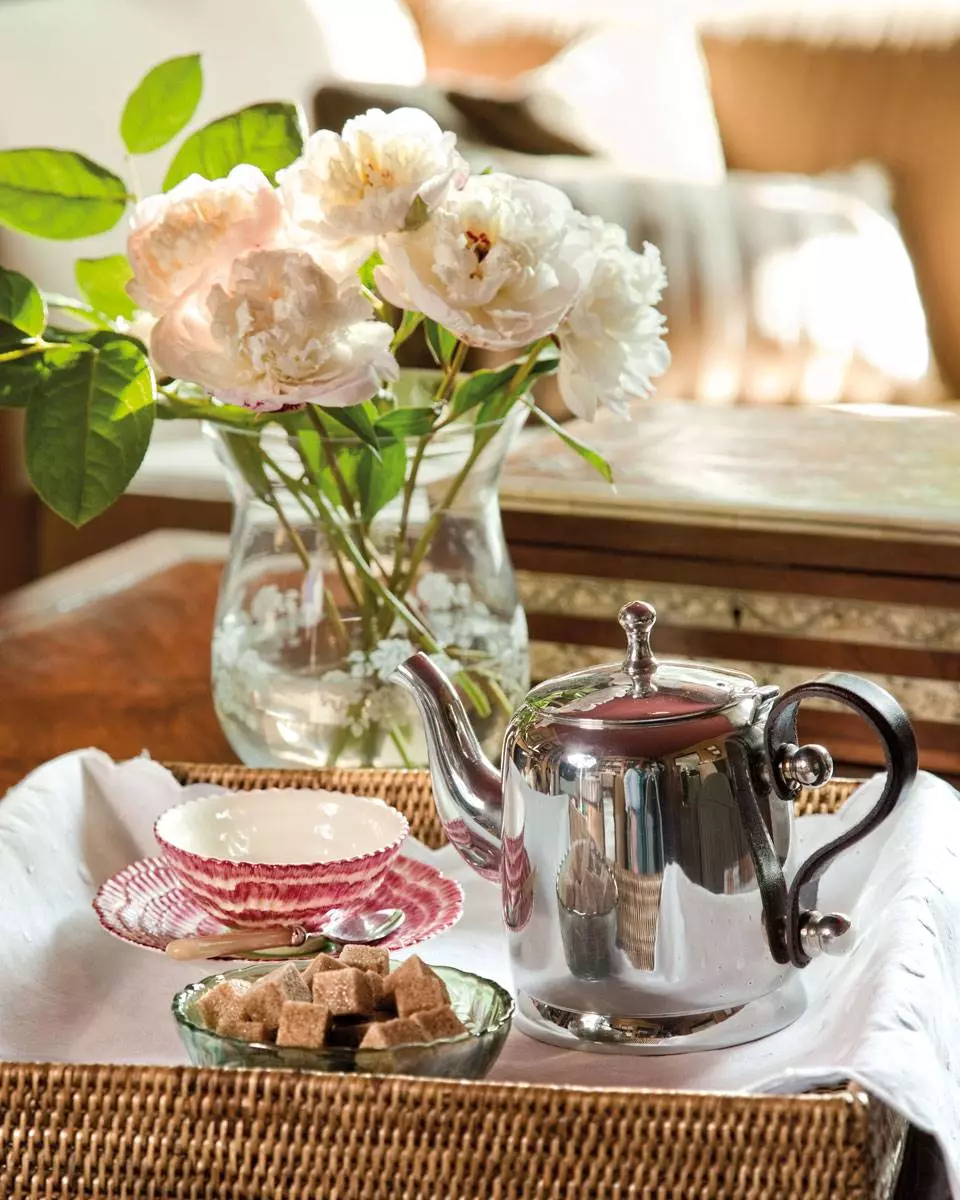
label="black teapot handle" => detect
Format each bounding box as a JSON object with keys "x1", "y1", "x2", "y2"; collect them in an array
[{"x1": 765, "y1": 672, "x2": 918, "y2": 967}]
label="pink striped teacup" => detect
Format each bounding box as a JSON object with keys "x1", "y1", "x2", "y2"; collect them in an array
[{"x1": 154, "y1": 789, "x2": 408, "y2": 929}]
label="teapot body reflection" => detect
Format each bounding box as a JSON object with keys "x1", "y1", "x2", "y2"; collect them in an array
[{"x1": 394, "y1": 602, "x2": 918, "y2": 1053}]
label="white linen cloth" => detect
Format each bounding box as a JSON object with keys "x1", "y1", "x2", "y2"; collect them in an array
[{"x1": 1, "y1": 751, "x2": 959, "y2": 1194}]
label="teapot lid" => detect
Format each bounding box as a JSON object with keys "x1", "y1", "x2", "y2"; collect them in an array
[{"x1": 525, "y1": 601, "x2": 757, "y2": 724}]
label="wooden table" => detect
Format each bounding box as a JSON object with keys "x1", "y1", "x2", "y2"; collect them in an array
[{"x1": 0, "y1": 532, "x2": 235, "y2": 795}]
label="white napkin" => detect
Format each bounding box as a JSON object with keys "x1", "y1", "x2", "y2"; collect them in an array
[{"x1": 1, "y1": 751, "x2": 959, "y2": 1195}]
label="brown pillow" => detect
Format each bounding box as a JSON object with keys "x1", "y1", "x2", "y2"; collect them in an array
[{"x1": 312, "y1": 83, "x2": 589, "y2": 156}]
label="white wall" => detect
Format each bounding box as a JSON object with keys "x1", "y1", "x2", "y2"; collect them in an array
[{"x1": 0, "y1": 0, "x2": 337, "y2": 294}]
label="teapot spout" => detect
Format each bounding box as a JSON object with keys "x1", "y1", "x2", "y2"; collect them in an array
[{"x1": 391, "y1": 653, "x2": 503, "y2": 879}]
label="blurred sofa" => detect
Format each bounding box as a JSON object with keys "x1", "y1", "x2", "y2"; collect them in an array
[{"x1": 3, "y1": 11, "x2": 960, "y2": 588}]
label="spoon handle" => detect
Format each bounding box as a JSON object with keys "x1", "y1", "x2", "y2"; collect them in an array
[{"x1": 165, "y1": 926, "x2": 306, "y2": 961}]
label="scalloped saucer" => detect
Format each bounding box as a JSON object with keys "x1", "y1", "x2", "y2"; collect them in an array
[{"x1": 94, "y1": 855, "x2": 463, "y2": 959}]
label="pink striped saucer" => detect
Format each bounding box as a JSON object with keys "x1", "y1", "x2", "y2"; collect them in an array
[{"x1": 94, "y1": 855, "x2": 464, "y2": 960}]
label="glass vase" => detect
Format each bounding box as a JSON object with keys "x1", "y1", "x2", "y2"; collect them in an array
[{"x1": 208, "y1": 396, "x2": 529, "y2": 769}]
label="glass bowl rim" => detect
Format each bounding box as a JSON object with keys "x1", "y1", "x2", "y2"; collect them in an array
[{"x1": 172, "y1": 960, "x2": 515, "y2": 1056}]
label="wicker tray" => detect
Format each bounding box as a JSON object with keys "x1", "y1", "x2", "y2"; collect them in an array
[{"x1": 0, "y1": 766, "x2": 907, "y2": 1200}]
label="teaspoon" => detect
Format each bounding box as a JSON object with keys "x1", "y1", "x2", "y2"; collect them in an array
[{"x1": 164, "y1": 907, "x2": 405, "y2": 961}]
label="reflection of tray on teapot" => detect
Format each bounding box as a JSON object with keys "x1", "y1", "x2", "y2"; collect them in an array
[{"x1": 556, "y1": 839, "x2": 618, "y2": 980}]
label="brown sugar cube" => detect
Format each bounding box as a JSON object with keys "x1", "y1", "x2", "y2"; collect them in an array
[
  {"x1": 301, "y1": 953, "x2": 346, "y2": 986},
  {"x1": 311, "y1": 966, "x2": 374, "y2": 1015},
  {"x1": 276, "y1": 1001, "x2": 331, "y2": 1049},
  {"x1": 383, "y1": 956, "x2": 449, "y2": 1002},
  {"x1": 217, "y1": 1016, "x2": 269, "y2": 1043},
  {"x1": 339, "y1": 944, "x2": 390, "y2": 976},
  {"x1": 359, "y1": 1017, "x2": 425, "y2": 1049},
  {"x1": 195, "y1": 980, "x2": 251, "y2": 1031},
  {"x1": 243, "y1": 963, "x2": 311, "y2": 1030},
  {"x1": 365, "y1": 971, "x2": 386, "y2": 1008},
  {"x1": 326, "y1": 1012, "x2": 391, "y2": 1049},
  {"x1": 411, "y1": 1005, "x2": 468, "y2": 1041},
  {"x1": 394, "y1": 974, "x2": 448, "y2": 1019}
]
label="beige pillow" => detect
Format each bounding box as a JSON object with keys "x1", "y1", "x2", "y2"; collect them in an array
[{"x1": 480, "y1": 154, "x2": 945, "y2": 408}]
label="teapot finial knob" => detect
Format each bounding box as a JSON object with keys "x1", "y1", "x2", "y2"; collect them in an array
[{"x1": 619, "y1": 601, "x2": 658, "y2": 676}]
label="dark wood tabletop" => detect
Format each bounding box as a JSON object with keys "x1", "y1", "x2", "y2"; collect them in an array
[{"x1": 0, "y1": 533, "x2": 235, "y2": 795}]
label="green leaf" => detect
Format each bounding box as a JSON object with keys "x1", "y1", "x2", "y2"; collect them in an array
[
  {"x1": 220, "y1": 430, "x2": 272, "y2": 497},
  {"x1": 375, "y1": 406, "x2": 437, "y2": 438},
  {"x1": 529, "y1": 402, "x2": 613, "y2": 484},
  {"x1": 424, "y1": 319, "x2": 457, "y2": 366},
  {"x1": 0, "y1": 320, "x2": 26, "y2": 352},
  {"x1": 163, "y1": 102, "x2": 305, "y2": 190},
  {"x1": 0, "y1": 350, "x2": 47, "y2": 408},
  {"x1": 44, "y1": 292, "x2": 111, "y2": 329},
  {"x1": 75, "y1": 255, "x2": 135, "y2": 321},
  {"x1": 300, "y1": 434, "x2": 362, "y2": 511},
  {"x1": 450, "y1": 345, "x2": 559, "y2": 418},
  {"x1": 157, "y1": 384, "x2": 266, "y2": 430},
  {"x1": 391, "y1": 309, "x2": 423, "y2": 350},
  {"x1": 322, "y1": 403, "x2": 382, "y2": 457},
  {"x1": 357, "y1": 435, "x2": 406, "y2": 521},
  {"x1": 25, "y1": 340, "x2": 155, "y2": 525},
  {"x1": 0, "y1": 149, "x2": 129, "y2": 239},
  {"x1": 358, "y1": 250, "x2": 383, "y2": 294},
  {"x1": 0, "y1": 266, "x2": 45, "y2": 336},
  {"x1": 120, "y1": 54, "x2": 203, "y2": 155}
]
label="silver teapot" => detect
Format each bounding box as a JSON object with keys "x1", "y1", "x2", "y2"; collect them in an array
[{"x1": 393, "y1": 601, "x2": 918, "y2": 1054}]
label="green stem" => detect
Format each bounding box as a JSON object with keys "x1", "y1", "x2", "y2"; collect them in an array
[
  {"x1": 125, "y1": 154, "x2": 143, "y2": 203},
  {"x1": 389, "y1": 434, "x2": 429, "y2": 593},
  {"x1": 394, "y1": 337, "x2": 548, "y2": 600},
  {"x1": 360, "y1": 284, "x2": 386, "y2": 316},
  {"x1": 309, "y1": 408, "x2": 356, "y2": 516},
  {"x1": 395, "y1": 443, "x2": 482, "y2": 598},
  {"x1": 262, "y1": 493, "x2": 311, "y2": 572},
  {"x1": 477, "y1": 670, "x2": 514, "y2": 717},
  {"x1": 285, "y1": 433, "x2": 366, "y2": 615},
  {"x1": 438, "y1": 341, "x2": 469, "y2": 402},
  {"x1": 326, "y1": 722, "x2": 353, "y2": 768},
  {"x1": 360, "y1": 721, "x2": 382, "y2": 765},
  {"x1": 0, "y1": 341, "x2": 51, "y2": 363},
  {"x1": 322, "y1": 587, "x2": 350, "y2": 656},
  {"x1": 389, "y1": 726, "x2": 415, "y2": 768},
  {"x1": 305, "y1": 406, "x2": 388, "y2": 642},
  {"x1": 271, "y1": 441, "x2": 367, "y2": 619},
  {"x1": 390, "y1": 311, "x2": 424, "y2": 352},
  {"x1": 387, "y1": 338, "x2": 470, "y2": 597}
]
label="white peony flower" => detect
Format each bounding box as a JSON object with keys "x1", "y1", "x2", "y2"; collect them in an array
[
  {"x1": 556, "y1": 219, "x2": 670, "y2": 421},
  {"x1": 278, "y1": 107, "x2": 467, "y2": 244},
  {"x1": 150, "y1": 248, "x2": 397, "y2": 411},
  {"x1": 126, "y1": 166, "x2": 283, "y2": 316},
  {"x1": 376, "y1": 172, "x2": 596, "y2": 351}
]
